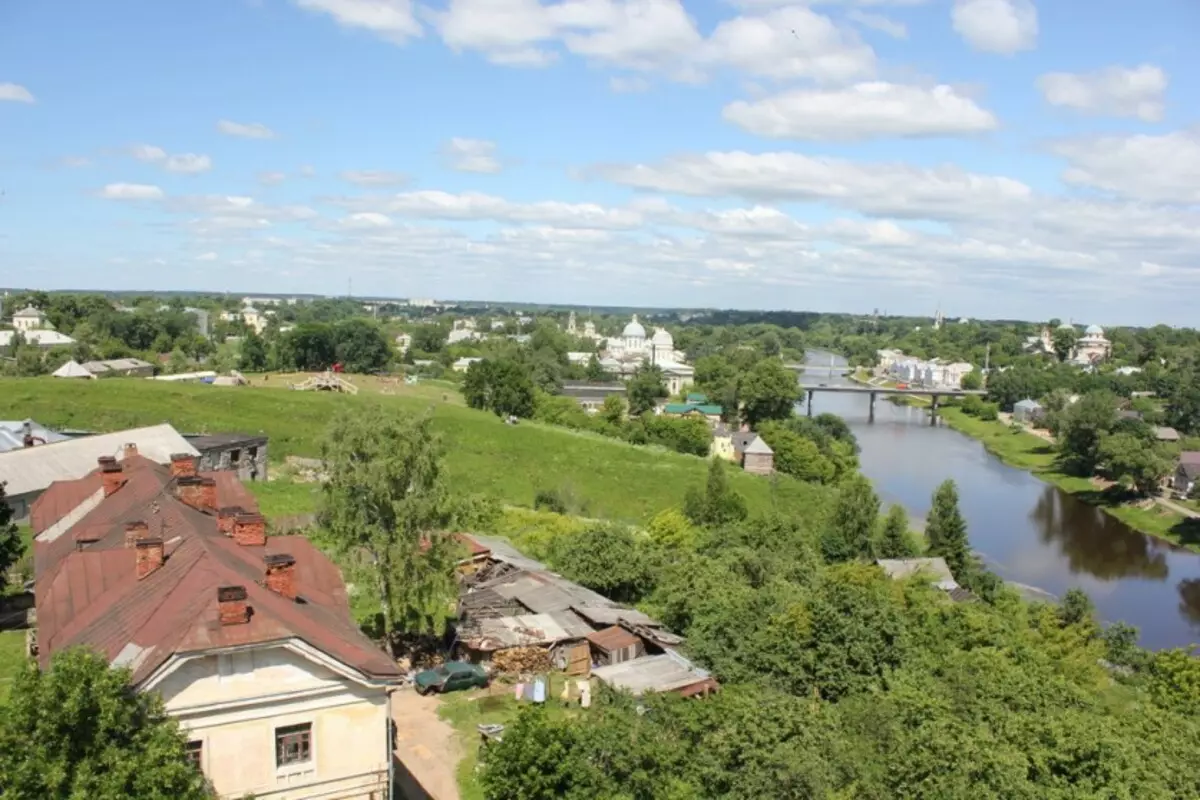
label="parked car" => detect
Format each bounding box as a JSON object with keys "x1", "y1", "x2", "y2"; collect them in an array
[{"x1": 414, "y1": 661, "x2": 489, "y2": 696}]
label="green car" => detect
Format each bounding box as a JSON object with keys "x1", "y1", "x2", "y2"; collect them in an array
[{"x1": 414, "y1": 661, "x2": 489, "y2": 696}]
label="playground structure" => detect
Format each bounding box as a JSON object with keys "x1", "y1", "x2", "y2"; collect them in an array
[{"x1": 290, "y1": 370, "x2": 359, "y2": 395}]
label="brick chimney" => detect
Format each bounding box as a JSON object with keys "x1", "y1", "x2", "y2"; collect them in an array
[
  {"x1": 135, "y1": 538, "x2": 164, "y2": 579},
  {"x1": 99, "y1": 459, "x2": 124, "y2": 497},
  {"x1": 176, "y1": 476, "x2": 217, "y2": 512},
  {"x1": 218, "y1": 585, "x2": 250, "y2": 626},
  {"x1": 123, "y1": 442, "x2": 139, "y2": 459},
  {"x1": 124, "y1": 520, "x2": 149, "y2": 548},
  {"x1": 217, "y1": 506, "x2": 244, "y2": 536},
  {"x1": 232, "y1": 513, "x2": 266, "y2": 547},
  {"x1": 264, "y1": 553, "x2": 297, "y2": 600},
  {"x1": 170, "y1": 453, "x2": 197, "y2": 478}
]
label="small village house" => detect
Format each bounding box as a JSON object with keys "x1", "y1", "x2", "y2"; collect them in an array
[
  {"x1": 11, "y1": 304, "x2": 47, "y2": 331},
  {"x1": 661, "y1": 401, "x2": 723, "y2": 425},
  {"x1": 740, "y1": 436, "x2": 774, "y2": 475},
  {"x1": 0, "y1": 329, "x2": 76, "y2": 349},
  {"x1": 185, "y1": 433, "x2": 270, "y2": 481},
  {"x1": 710, "y1": 425, "x2": 737, "y2": 461},
  {"x1": 80, "y1": 357, "x2": 156, "y2": 378},
  {"x1": 586, "y1": 626, "x2": 644, "y2": 666},
  {"x1": 1173, "y1": 452, "x2": 1200, "y2": 497},
  {"x1": 31, "y1": 452, "x2": 400, "y2": 799}
]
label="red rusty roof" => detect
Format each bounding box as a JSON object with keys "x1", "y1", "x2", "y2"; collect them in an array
[
  {"x1": 34, "y1": 458, "x2": 400, "y2": 684},
  {"x1": 585, "y1": 625, "x2": 642, "y2": 653}
]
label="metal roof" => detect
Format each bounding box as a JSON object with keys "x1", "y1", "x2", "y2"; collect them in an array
[
  {"x1": 0, "y1": 424, "x2": 197, "y2": 498},
  {"x1": 0, "y1": 420, "x2": 70, "y2": 454},
  {"x1": 591, "y1": 652, "x2": 712, "y2": 696},
  {"x1": 462, "y1": 611, "x2": 594, "y2": 650},
  {"x1": 743, "y1": 436, "x2": 773, "y2": 455},
  {"x1": 586, "y1": 625, "x2": 641, "y2": 653},
  {"x1": 571, "y1": 605, "x2": 659, "y2": 628},
  {"x1": 466, "y1": 534, "x2": 548, "y2": 573}
]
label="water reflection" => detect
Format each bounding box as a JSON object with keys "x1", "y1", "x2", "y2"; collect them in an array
[
  {"x1": 1177, "y1": 579, "x2": 1200, "y2": 630},
  {"x1": 1029, "y1": 485, "x2": 1169, "y2": 581}
]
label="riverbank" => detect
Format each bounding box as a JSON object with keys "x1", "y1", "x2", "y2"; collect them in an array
[{"x1": 938, "y1": 407, "x2": 1200, "y2": 553}]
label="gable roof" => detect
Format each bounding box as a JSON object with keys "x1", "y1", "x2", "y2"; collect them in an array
[
  {"x1": 663, "y1": 403, "x2": 722, "y2": 416},
  {"x1": 743, "y1": 436, "x2": 773, "y2": 455},
  {"x1": 52, "y1": 360, "x2": 95, "y2": 379},
  {"x1": 34, "y1": 457, "x2": 400, "y2": 685},
  {"x1": 0, "y1": 425, "x2": 196, "y2": 499}
]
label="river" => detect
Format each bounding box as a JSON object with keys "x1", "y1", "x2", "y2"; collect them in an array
[{"x1": 802, "y1": 350, "x2": 1200, "y2": 650}]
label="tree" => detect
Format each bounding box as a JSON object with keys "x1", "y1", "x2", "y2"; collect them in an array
[
  {"x1": 280, "y1": 323, "x2": 336, "y2": 370},
  {"x1": 463, "y1": 359, "x2": 536, "y2": 418},
  {"x1": 333, "y1": 318, "x2": 392, "y2": 373},
  {"x1": 960, "y1": 370, "x2": 983, "y2": 390},
  {"x1": 761, "y1": 331, "x2": 782, "y2": 358},
  {"x1": 1098, "y1": 432, "x2": 1173, "y2": 495},
  {"x1": 683, "y1": 458, "x2": 748, "y2": 528},
  {"x1": 599, "y1": 393, "x2": 625, "y2": 426},
  {"x1": 627, "y1": 364, "x2": 667, "y2": 416},
  {"x1": 584, "y1": 354, "x2": 607, "y2": 382},
  {"x1": 1052, "y1": 326, "x2": 1078, "y2": 362},
  {"x1": 821, "y1": 474, "x2": 880, "y2": 562},
  {"x1": 877, "y1": 504, "x2": 917, "y2": 558},
  {"x1": 756, "y1": 421, "x2": 836, "y2": 484},
  {"x1": 319, "y1": 407, "x2": 455, "y2": 651},
  {"x1": 1057, "y1": 390, "x2": 1119, "y2": 475},
  {"x1": 551, "y1": 524, "x2": 654, "y2": 603},
  {"x1": 0, "y1": 649, "x2": 210, "y2": 799},
  {"x1": 0, "y1": 481, "x2": 23, "y2": 585},
  {"x1": 740, "y1": 359, "x2": 799, "y2": 427},
  {"x1": 238, "y1": 329, "x2": 268, "y2": 371},
  {"x1": 926, "y1": 479, "x2": 970, "y2": 577}
]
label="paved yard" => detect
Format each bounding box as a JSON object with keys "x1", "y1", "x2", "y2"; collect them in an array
[{"x1": 392, "y1": 689, "x2": 463, "y2": 800}]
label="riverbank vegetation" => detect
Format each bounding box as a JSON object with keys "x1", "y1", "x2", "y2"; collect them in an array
[{"x1": 478, "y1": 446, "x2": 1200, "y2": 799}]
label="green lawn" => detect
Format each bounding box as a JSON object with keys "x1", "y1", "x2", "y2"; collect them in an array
[
  {"x1": 0, "y1": 630, "x2": 27, "y2": 704},
  {"x1": 940, "y1": 407, "x2": 1200, "y2": 551},
  {"x1": 0, "y1": 377, "x2": 830, "y2": 524}
]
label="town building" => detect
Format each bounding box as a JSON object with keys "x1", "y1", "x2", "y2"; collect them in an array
[
  {"x1": 31, "y1": 452, "x2": 401, "y2": 799},
  {"x1": 452, "y1": 357, "x2": 483, "y2": 372},
  {"x1": 0, "y1": 424, "x2": 197, "y2": 521},
  {"x1": 561, "y1": 381, "x2": 627, "y2": 414},
  {"x1": 661, "y1": 395, "x2": 723, "y2": 425},
  {"x1": 1173, "y1": 452, "x2": 1200, "y2": 497},
  {"x1": 740, "y1": 436, "x2": 775, "y2": 475},
  {"x1": 12, "y1": 304, "x2": 46, "y2": 331},
  {"x1": 185, "y1": 433, "x2": 269, "y2": 481},
  {"x1": 0, "y1": 329, "x2": 76, "y2": 349},
  {"x1": 1024, "y1": 322, "x2": 1111, "y2": 365}
]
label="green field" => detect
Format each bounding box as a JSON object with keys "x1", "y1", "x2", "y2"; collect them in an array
[
  {"x1": 0, "y1": 377, "x2": 829, "y2": 524},
  {"x1": 939, "y1": 407, "x2": 1200, "y2": 551},
  {"x1": 0, "y1": 630, "x2": 26, "y2": 704}
]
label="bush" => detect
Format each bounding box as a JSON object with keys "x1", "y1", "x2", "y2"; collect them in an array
[
  {"x1": 977, "y1": 402, "x2": 1000, "y2": 421},
  {"x1": 534, "y1": 488, "x2": 568, "y2": 514},
  {"x1": 960, "y1": 395, "x2": 983, "y2": 416}
]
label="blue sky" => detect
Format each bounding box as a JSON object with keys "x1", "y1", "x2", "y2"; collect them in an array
[{"x1": 2, "y1": 0, "x2": 1199, "y2": 325}]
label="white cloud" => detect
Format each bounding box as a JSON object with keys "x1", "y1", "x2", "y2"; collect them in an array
[
  {"x1": 610, "y1": 75, "x2": 651, "y2": 93},
  {"x1": 442, "y1": 138, "x2": 502, "y2": 173},
  {"x1": 0, "y1": 82, "x2": 34, "y2": 103},
  {"x1": 952, "y1": 0, "x2": 1037, "y2": 55},
  {"x1": 339, "y1": 169, "x2": 409, "y2": 186},
  {"x1": 340, "y1": 212, "x2": 395, "y2": 229},
  {"x1": 217, "y1": 120, "x2": 277, "y2": 139},
  {"x1": 1050, "y1": 129, "x2": 1200, "y2": 204},
  {"x1": 702, "y1": 6, "x2": 876, "y2": 82},
  {"x1": 338, "y1": 189, "x2": 644, "y2": 228},
  {"x1": 131, "y1": 144, "x2": 213, "y2": 174},
  {"x1": 196, "y1": 252, "x2": 219, "y2": 261},
  {"x1": 100, "y1": 183, "x2": 165, "y2": 200},
  {"x1": 846, "y1": 10, "x2": 907, "y2": 38},
  {"x1": 723, "y1": 83, "x2": 997, "y2": 140},
  {"x1": 293, "y1": 0, "x2": 421, "y2": 43},
  {"x1": 597, "y1": 150, "x2": 1033, "y2": 219},
  {"x1": 258, "y1": 171, "x2": 288, "y2": 185},
  {"x1": 1037, "y1": 64, "x2": 1167, "y2": 122}
]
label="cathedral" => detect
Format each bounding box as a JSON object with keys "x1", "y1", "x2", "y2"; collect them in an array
[{"x1": 599, "y1": 315, "x2": 694, "y2": 395}]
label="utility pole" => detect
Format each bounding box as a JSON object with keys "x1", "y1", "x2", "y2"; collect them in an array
[{"x1": 984, "y1": 342, "x2": 991, "y2": 383}]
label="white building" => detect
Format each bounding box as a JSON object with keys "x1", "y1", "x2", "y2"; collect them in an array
[
  {"x1": 395, "y1": 333, "x2": 412, "y2": 354},
  {"x1": 0, "y1": 329, "x2": 76, "y2": 349},
  {"x1": 32, "y1": 453, "x2": 401, "y2": 799},
  {"x1": 453, "y1": 356, "x2": 483, "y2": 372},
  {"x1": 12, "y1": 304, "x2": 47, "y2": 331},
  {"x1": 599, "y1": 316, "x2": 694, "y2": 395}
]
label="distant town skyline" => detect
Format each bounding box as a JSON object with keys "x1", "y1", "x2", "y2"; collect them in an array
[{"x1": 1, "y1": 1, "x2": 1197, "y2": 326}]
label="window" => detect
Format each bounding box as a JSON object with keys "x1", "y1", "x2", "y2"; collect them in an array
[
  {"x1": 275, "y1": 723, "x2": 312, "y2": 767},
  {"x1": 185, "y1": 740, "x2": 203, "y2": 770}
]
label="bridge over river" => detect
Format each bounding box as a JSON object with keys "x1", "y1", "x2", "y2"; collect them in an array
[{"x1": 799, "y1": 384, "x2": 986, "y2": 424}]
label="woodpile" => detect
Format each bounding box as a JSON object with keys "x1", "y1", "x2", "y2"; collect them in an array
[{"x1": 492, "y1": 646, "x2": 552, "y2": 674}]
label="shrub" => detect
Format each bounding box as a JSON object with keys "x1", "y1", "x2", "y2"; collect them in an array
[
  {"x1": 534, "y1": 488, "x2": 567, "y2": 514},
  {"x1": 977, "y1": 402, "x2": 1000, "y2": 421}
]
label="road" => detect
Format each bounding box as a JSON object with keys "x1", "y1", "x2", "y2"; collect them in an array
[{"x1": 392, "y1": 689, "x2": 463, "y2": 800}]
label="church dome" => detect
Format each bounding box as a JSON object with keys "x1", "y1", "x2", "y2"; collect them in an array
[
  {"x1": 622, "y1": 315, "x2": 646, "y2": 339},
  {"x1": 1085, "y1": 324, "x2": 1104, "y2": 336},
  {"x1": 1057, "y1": 321, "x2": 1076, "y2": 331},
  {"x1": 651, "y1": 328, "x2": 673, "y2": 346}
]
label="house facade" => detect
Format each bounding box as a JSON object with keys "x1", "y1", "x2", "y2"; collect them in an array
[
  {"x1": 31, "y1": 452, "x2": 400, "y2": 799},
  {"x1": 12, "y1": 304, "x2": 46, "y2": 331},
  {"x1": 186, "y1": 433, "x2": 269, "y2": 481},
  {"x1": 1173, "y1": 452, "x2": 1200, "y2": 497}
]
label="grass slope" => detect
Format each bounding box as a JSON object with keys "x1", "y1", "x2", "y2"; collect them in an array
[
  {"x1": 0, "y1": 378, "x2": 828, "y2": 523},
  {"x1": 940, "y1": 407, "x2": 1200, "y2": 551},
  {"x1": 0, "y1": 630, "x2": 26, "y2": 704}
]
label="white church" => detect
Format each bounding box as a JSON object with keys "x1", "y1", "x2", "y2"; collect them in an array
[{"x1": 568, "y1": 313, "x2": 694, "y2": 395}]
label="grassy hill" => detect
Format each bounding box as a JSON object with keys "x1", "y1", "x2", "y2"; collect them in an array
[{"x1": 0, "y1": 377, "x2": 831, "y2": 523}]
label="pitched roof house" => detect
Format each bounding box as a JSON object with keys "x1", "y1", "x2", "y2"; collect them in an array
[{"x1": 32, "y1": 452, "x2": 400, "y2": 799}]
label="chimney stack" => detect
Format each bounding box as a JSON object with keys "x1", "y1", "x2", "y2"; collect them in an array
[
  {"x1": 217, "y1": 586, "x2": 250, "y2": 626},
  {"x1": 99, "y1": 458, "x2": 124, "y2": 497},
  {"x1": 170, "y1": 453, "x2": 197, "y2": 478},
  {"x1": 264, "y1": 553, "x2": 297, "y2": 600},
  {"x1": 123, "y1": 442, "x2": 139, "y2": 459},
  {"x1": 135, "y1": 538, "x2": 164, "y2": 579},
  {"x1": 124, "y1": 520, "x2": 149, "y2": 548},
  {"x1": 176, "y1": 476, "x2": 217, "y2": 512},
  {"x1": 217, "y1": 506, "x2": 244, "y2": 536},
  {"x1": 232, "y1": 513, "x2": 266, "y2": 547}
]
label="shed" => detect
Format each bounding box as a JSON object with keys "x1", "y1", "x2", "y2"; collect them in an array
[
  {"x1": 1012, "y1": 398, "x2": 1044, "y2": 424},
  {"x1": 741, "y1": 435, "x2": 774, "y2": 475},
  {"x1": 51, "y1": 360, "x2": 95, "y2": 380},
  {"x1": 586, "y1": 626, "x2": 644, "y2": 666},
  {"x1": 1155, "y1": 426, "x2": 1181, "y2": 442},
  {"x1": 591, "y1": 652, "x2": 718, "y2": 698}
]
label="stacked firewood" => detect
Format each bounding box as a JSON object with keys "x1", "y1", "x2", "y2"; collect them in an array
[{"x1": 492, "y1": 646, "x2": 552, "y2": 674}]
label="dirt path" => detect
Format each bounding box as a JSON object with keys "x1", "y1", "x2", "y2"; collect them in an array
[
  {"x1": 392, "y1": 689, "x2": 463, "y2": 800},
  {"x1": 1155, "y1": 495, "x2": 1200, "y2": 519}
]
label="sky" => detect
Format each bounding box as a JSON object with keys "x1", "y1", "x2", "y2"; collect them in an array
[{"x1": 1, "y1": 0, "x2": 1199, "y2": 325}]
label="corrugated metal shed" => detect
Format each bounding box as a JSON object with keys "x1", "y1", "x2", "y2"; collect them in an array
[
  {"x1": 591, "y1": 651, "x2": 713, "y2": 696},
  {"x1": 0, "y1": 424, "x2": 198, "y2": 498}
]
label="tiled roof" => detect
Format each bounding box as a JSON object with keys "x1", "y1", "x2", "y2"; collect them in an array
[{"x1": 34, "y1": 457, "x2": 400, "y2": 685}]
